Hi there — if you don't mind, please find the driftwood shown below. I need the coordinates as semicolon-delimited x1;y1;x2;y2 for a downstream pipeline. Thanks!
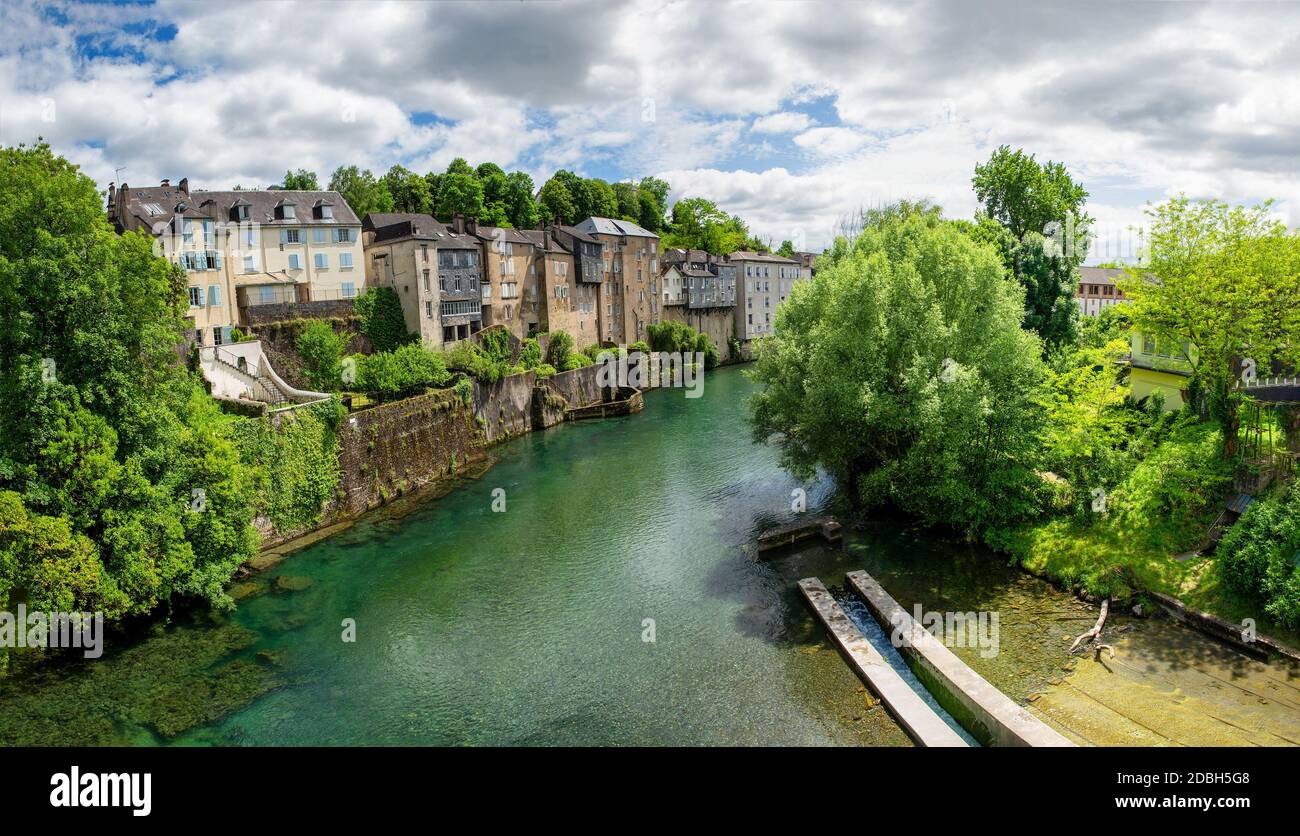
1069;598;1110;654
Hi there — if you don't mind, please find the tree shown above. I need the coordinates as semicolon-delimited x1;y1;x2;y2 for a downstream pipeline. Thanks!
352;286;413;353
972;145;1091;347
297;321;344;391
277;169;320;190
748;203;1048;534
381;165;432;214
777;240;796;258
0;141;259;620
612;181;640;221
1120;197;1300;458
637;176;670;232
663;198;753;255
436;170;484;221
328;165;394;218
584;178;619;219
503;171;539;229
538;178;576;225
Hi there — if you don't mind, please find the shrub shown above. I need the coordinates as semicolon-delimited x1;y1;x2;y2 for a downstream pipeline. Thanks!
296;320;344;391
1217;481;1300;629
520;338;543;370
353;287;413;353
629;340;650;354
562;352;593;371
356;343;450;400
452;376;474;407
545;331;574;367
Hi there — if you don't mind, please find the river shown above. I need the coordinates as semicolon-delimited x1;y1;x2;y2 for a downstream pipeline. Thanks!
3;365;1297;746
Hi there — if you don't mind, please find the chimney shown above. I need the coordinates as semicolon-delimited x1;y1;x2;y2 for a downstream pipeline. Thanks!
178;177;189;195
106;183;116;212
466;217;478;237
452;213;465;234
160;178;170;187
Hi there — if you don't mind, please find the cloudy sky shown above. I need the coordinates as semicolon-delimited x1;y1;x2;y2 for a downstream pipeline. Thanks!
3;0;1299;254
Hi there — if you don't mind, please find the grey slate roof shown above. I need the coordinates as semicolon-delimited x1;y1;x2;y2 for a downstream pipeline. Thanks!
576;216;659;238
365;213;479;248
117;183;359;231
1078;267;1126;287
727;250;799;264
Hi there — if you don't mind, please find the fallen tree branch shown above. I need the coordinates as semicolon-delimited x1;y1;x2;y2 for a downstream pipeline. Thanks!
1070;598;1110;654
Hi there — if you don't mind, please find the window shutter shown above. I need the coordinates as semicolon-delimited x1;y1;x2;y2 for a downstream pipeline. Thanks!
208;285;220;306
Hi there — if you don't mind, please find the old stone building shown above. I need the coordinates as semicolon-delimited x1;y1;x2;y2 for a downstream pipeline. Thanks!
574;217;661;345
362;213;484;348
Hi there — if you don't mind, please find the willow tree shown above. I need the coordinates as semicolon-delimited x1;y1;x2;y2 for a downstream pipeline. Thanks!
1120;197;1300;458
748;203;1048;534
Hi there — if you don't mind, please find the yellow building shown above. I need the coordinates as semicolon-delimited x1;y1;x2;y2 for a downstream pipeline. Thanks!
1128;330;1194;412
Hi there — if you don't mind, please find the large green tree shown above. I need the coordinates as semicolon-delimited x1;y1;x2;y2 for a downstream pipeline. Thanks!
0;142;259;619
381;164;432;214
276;168;320;190
972;145;1091;347
328;165;394;218
1120;197;1300;458
749;203;1049;534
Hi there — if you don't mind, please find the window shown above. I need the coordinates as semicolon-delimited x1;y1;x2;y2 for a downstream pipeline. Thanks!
423;270;431;292
336;228;352;243
243;254;257;272
321;205;333;220
438;251;453;268
314;253;328;270
313;228;326;243
207;285;221;306
188;286;203;307
281;228;300;244
213;326;224;346
340;252;353;269
342;282;356;298
426;301;433;319
1142;335;1156;355
236;204;250;221
282;205;296;220
182;219;194;244
288;253;301;270
258;286;276;304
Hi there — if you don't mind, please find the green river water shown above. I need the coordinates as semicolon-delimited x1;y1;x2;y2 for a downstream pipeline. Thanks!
5;365;1288;747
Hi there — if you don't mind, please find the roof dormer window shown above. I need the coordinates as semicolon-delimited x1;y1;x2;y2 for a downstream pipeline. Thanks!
313;199;334;220
275;199;297;220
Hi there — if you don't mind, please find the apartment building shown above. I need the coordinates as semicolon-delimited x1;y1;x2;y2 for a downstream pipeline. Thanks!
1076;266;1128;316
574;217;660;344
362;213;484;348
108;179;364;345
731;251;798;341
470;221;543;340
661;248;738;359
550;224;608;345
520;228;599;340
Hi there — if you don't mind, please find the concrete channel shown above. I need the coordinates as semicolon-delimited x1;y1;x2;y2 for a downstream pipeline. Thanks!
798;578;969;747
846;570;1074;747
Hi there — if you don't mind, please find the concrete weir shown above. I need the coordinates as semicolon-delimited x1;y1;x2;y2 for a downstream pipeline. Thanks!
847;570;1074;747
798;578;969;747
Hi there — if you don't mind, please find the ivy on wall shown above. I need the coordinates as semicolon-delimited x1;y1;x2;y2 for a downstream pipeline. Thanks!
233;400;344;533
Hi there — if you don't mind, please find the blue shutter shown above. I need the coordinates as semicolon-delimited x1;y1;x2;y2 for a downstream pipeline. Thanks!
208;285;220;306
221;326;232;345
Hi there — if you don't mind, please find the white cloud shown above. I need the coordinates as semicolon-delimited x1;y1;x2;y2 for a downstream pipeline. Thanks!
751;112;814;134
2;0;1299;251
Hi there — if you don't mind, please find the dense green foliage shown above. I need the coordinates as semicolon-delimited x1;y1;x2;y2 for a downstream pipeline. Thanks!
352;286;413;353
1120;197;1300;457
537;171;668;232
232;401;343;533
1217;482;1300;629
327;165;394;218
0;142;260;618
354;343;451;400
296;321;345;391
660;197;765;255
646;321;719;368
972;145;1090;347
749;203;1048;534
275;169;320;190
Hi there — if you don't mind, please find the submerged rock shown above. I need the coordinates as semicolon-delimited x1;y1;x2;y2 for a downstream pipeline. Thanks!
273;575;314;593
